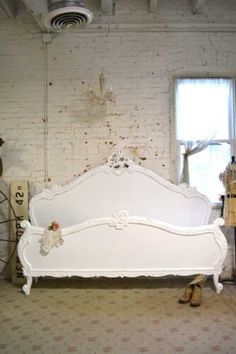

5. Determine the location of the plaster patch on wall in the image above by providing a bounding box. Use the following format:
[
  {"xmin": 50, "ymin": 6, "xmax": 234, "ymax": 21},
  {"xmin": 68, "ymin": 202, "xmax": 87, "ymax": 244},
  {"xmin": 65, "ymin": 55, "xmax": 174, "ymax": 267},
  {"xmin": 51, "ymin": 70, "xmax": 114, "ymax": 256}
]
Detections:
[{"xmin": 1, "ymin": 143, "xmax": 29, "ymax": 175}]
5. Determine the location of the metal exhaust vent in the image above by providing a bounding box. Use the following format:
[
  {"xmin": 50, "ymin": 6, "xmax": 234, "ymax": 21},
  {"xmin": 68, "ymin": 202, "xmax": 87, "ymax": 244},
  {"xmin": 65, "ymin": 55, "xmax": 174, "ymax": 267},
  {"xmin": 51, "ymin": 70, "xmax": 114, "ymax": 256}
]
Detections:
[{"xmin": 43, "ymin": 0, "xmax": 93, "ymax": 32}]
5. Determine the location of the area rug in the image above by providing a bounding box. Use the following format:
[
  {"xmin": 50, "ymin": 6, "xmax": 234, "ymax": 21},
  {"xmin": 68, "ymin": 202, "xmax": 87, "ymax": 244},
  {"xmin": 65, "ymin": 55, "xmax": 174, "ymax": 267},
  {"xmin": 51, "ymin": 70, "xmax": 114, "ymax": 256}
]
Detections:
[{"xmin": 0, "ymin": 277, "xmax": 236, "ymax": 354}]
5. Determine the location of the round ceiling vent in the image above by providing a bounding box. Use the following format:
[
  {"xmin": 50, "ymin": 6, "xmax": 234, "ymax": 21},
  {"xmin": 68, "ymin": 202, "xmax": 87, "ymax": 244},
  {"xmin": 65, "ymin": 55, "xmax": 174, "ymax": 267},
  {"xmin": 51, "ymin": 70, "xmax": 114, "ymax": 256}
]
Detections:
[{"xmin": 43, "ymin": 3, "xmax": 93, "ymax": 32}]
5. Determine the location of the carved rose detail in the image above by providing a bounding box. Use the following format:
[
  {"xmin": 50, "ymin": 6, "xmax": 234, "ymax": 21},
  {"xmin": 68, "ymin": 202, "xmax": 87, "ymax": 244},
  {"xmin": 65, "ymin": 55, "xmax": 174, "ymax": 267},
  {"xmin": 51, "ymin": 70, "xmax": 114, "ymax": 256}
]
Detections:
[{"xmin": 109, "ymin": 211, "xmax": 129, "ymax": 230}]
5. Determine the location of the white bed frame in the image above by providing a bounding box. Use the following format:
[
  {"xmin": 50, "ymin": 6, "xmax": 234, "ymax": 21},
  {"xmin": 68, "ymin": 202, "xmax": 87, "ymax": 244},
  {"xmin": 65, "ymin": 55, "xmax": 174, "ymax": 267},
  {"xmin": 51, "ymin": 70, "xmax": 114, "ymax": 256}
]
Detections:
[{"xmin": 18, "ymin": 151, "xmax": 228, "ymax": 295}]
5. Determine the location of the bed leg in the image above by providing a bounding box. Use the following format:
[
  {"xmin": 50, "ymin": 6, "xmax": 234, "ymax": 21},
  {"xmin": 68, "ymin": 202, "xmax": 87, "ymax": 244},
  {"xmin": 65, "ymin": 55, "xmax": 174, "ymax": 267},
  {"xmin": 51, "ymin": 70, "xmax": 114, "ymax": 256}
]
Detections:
[
  {"xmin": 22, "ymin": 274, "xmax": 32, "ymax": 295},
  {"xmin": 213, "ymin": 273, "xmax": 223, "ymax": 294}
]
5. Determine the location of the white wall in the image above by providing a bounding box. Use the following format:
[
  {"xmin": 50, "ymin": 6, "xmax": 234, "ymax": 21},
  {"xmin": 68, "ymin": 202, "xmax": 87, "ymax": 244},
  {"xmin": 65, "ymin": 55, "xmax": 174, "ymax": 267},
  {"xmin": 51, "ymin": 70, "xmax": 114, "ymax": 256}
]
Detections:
[{"xmin": 1, "ymin": 0, "xmax": 236, "ymax": 276}]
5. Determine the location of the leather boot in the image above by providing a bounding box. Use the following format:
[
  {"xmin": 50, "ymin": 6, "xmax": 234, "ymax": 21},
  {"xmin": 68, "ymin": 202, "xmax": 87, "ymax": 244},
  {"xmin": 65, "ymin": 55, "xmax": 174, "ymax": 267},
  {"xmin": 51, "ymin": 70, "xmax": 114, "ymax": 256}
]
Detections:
[
  {"xmin": 189, "ymin": 274, "xmax": 207, "ymax": 287},
  {"xmin": 190, "ymin": 285, "xmax": 202, "ymax": 307},
  {"xmin": 178, "ymin": 285, "xmax": 194, "ymax": 303},
  {"xmin": 178, "ymin": 274, "xmax": 207, "ymax": 304}
]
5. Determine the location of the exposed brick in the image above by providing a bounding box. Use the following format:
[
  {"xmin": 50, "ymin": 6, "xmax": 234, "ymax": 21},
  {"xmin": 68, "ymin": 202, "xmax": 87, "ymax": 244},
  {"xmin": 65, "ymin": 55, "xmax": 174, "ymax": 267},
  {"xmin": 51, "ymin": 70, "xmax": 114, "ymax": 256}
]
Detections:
[{"xmin": 1, "ymin": 1, "xmax": 236, "ymax": 274}]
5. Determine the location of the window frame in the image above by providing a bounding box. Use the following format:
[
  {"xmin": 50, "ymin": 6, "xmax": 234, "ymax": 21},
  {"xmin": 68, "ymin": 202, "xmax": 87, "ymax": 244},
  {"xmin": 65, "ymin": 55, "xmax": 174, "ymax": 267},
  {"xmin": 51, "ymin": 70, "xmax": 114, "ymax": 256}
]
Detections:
[{"xmin": 171, "ymin": 75, "xmax": 236, "ymax": 206}]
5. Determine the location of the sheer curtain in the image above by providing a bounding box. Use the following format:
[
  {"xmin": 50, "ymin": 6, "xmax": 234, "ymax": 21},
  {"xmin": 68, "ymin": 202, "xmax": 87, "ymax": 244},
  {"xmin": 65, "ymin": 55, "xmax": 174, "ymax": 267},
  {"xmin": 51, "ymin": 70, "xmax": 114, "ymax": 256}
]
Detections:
[
  {"xmin": 180, "ymin": 140, "xmax": 211, "ymax": 184},
  {"xmin": 176, "ymin": 78, "xmax": 233, "ymax": 185}
]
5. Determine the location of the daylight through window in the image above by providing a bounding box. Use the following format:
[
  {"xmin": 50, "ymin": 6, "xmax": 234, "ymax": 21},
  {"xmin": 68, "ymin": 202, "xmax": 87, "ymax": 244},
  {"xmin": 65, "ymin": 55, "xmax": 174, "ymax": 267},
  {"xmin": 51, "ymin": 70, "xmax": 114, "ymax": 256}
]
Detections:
[{"xmin": 175, "ymin": 78, "xmax": 235, "ymax": 204}]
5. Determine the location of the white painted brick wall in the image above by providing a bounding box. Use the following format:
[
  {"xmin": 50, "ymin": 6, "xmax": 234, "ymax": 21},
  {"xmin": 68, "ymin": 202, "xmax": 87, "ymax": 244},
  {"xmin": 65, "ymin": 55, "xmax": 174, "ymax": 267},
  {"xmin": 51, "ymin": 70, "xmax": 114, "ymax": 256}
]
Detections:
[{"xmin": 1, "ymin": 0, "xmax": 236, "ymax": 276}]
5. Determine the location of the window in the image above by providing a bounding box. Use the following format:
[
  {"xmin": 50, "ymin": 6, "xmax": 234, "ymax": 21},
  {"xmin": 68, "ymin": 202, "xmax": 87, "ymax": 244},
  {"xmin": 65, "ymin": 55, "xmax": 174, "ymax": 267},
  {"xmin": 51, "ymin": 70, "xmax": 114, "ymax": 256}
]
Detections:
[{"xmin": 175, "ymin": 78, "xmax": 235, "ymax": 204}]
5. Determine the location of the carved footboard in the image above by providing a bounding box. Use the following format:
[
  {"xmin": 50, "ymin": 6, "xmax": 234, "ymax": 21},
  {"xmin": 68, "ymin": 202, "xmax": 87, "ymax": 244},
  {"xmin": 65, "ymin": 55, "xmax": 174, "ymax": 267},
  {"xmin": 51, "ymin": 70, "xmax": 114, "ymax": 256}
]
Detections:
[
  {"xmin": 18, "ymin": 152, "xmax": 228, "ymax": 295},
  {"xmin": 18, "ymin": 215, "xmax": 227, "ymax": 295}
]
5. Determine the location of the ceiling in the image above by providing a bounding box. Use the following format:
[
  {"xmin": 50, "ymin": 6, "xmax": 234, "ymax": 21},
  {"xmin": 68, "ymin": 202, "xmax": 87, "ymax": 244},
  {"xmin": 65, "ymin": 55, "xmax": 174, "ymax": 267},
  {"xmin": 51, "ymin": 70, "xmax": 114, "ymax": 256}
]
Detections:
[{"xmin": 0, "ymin": 0, "xmax": 207, "ymax": 32}]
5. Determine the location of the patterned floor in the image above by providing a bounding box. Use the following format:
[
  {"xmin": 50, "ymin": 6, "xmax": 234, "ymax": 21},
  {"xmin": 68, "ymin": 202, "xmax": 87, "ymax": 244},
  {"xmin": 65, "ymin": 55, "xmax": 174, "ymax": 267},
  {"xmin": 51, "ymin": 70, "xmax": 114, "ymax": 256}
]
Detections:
[{"xmin": 0, "ymin": 277, "xmax": 236, "ymax": 354}]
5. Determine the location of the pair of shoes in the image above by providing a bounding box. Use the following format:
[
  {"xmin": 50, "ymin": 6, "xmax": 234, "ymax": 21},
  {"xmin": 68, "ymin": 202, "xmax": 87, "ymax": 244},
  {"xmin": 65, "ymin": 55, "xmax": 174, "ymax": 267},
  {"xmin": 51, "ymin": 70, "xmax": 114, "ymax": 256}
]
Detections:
[
  {"xmin": 178, "ymin": 274, "xmax": 207, "ymax": 306},
  {"xmin": 178, "ymin": 284, "xmax": 202, "ymax": 306}
]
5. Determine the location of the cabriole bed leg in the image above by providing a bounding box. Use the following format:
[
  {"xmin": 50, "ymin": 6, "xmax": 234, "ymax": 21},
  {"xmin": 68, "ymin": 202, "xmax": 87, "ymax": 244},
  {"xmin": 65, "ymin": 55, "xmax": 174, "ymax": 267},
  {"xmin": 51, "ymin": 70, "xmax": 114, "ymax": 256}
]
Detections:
[
  {"xmin": 213, "ymin": 273, "xmax": 223, "ymax": 294},
  {"xmin": 22, "ymin": 274, "xmax": 32, "ymax": 295}
]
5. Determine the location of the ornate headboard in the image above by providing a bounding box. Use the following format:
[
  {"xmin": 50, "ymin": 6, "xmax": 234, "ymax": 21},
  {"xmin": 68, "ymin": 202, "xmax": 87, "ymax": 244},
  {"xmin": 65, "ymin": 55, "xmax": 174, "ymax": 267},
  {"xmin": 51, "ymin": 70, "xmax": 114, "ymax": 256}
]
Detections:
[{"xmin": 29, "ymin": 151, "xmax": 211, "ymax": 228}]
